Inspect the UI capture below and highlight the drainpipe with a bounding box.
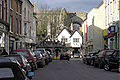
[119,0,120,72]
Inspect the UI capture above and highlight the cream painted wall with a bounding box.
[104,0,119,28]
[70,31,82,47]
[86,1,105,52]
[57,29,71,44]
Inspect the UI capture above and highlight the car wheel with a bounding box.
[104,64,111,71]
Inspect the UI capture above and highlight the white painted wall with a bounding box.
[57,29,71,44]
[71,31,82,47]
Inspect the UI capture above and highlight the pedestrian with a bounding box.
[1,49,8,55]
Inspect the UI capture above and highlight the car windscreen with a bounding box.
[13,56,23,64]
[12,51,29,58]
[34,51,40,57]
[105,51,113,56]
[0,68,14,79]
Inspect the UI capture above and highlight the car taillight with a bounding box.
[21,64,24,66]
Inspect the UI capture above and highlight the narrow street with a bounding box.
[33,59,119,80]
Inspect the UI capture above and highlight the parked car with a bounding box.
[33,49,46,67]
[10,49,37,71]
[0,56,20,65]
[35,48,49,65]
[60,52,70,61]
[3,54,31,74]
[89,52,98,66]
[0,62,34,80]
[86,52,93,65]
[104,50,119,71]
[73,52,80,58]
[94,49,114,69]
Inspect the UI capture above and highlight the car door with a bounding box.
[109,50,118,66]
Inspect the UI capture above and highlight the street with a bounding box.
[33,59,119,80]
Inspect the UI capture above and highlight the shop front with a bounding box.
[104,25,117,50]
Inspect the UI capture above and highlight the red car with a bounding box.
[10,49,37,71]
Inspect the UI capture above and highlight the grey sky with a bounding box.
[30,0,102,12]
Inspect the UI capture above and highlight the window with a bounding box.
[16,1,18,12]
[73,38,79,42]
[16,18,18,34]
[0,0,2,19]
[4,0,7,21]
[20,3,22,14]
[24,8,26,19]
[10,16,13,32]
[2,0,4,20]
[61,38,68,42]
[28,11,29,21]
[19,20,21,34]
[0,68,14,79]
[9,0,13,9]
[24,23,27,35]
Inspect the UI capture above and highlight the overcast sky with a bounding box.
[30,0,102,12]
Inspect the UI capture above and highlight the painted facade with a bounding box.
[82,1,105,54]
[57,28,82,55]
[22,0,35,49]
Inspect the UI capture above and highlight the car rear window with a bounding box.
[12,51,29,58]
[0,58,11,63]
[105,51,113,56]
[0,68,14,79]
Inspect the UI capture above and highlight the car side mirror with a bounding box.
[27,72,35,79]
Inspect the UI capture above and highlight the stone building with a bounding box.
[9,0,22,52]
[22,0,35,49]
[0,0,9,52]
